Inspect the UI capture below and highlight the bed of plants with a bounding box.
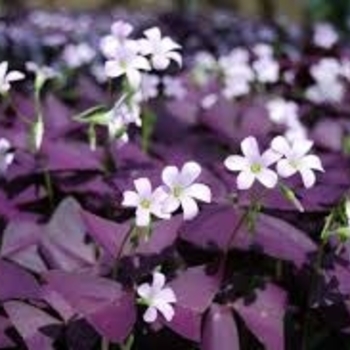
[0,8,350,350]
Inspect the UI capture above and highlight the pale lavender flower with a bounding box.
[139,27,182,70]
[140,73,160,101]
[253,57,279,84]
[271,136,324,188]
[266,98,298,125]
[163,76,186,100]
[62,43,96,69]
[111,20,134,41]
[224,136,281,190]
[313,23,338,49]
[253,43,273,58]
[0,62,25,94]
[161,161,211,220]
[122,178,170,227]
[0,138,14,175]
[137,271,176,323]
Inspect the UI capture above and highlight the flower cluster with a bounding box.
[306,58,345,104]
[225,136,324,190]
[122,161,211,226]
[98,21,182,146]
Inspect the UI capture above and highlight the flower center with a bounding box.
[250,163,262,174]
[173,185,183,198]
[140,198,151,209]
[289,159,300,169]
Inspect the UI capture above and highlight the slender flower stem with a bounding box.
[301,210,335,350]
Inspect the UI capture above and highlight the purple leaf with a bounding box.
[233,284,287,350]
[45,270,136,343]
[0,260,40,301]
[181,205,316,267]
[4,301,61,350]
[0,315,15,348]
[41,197,96,271]
[201,304,240,350]
[166,266,220,341]
[81,209,130,259]
[234,214,317,268]
[1,221,47,273]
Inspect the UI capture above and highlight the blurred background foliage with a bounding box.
[1,0,350,28]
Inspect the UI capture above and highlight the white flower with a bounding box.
[0,138,14,175]
[224,136,281,190]
[221,60,254,99]
[284,121,309,143]
[307,58,345,103]
[137,271,176,323]
[313,23,338,49]
[163,76,186,100]
[62,43,96,68]
[310,58,342,83]
[161,161,211,220]
[104,41,151,88]
[139,27,182,70]
[253,43,273,58]
[192,51,217,86]
[222,77,251,99]
[122,178,170,227]
[266,98,298,125]
[306,81,344,104]
[253,57,279,84]
[0,62,25,94]
[271,136,324,188]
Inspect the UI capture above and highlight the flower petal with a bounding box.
[162,196,180,214]
[104,61,124,78]
[156,302,175,322]
[122,191,139,207]
[261,149,282,167]
[158,287,177,304]
[241,136,260,159]
[294,139,313,158]
[271,136,291,156]
[152,272,166,291]
[143,306,158,323]
[162,166,180,187]
[256,168,278,188]
[276,159,297,178]
[224,155,248,172]
[237,171,255,190]
[6,71,25,82]
[181,196,199,220]
[180,161,201,186]
[134,178,152,197]
[302,155,324,172]
[137,283,151,299]
[186,183,211,203]
[300,168,316,188]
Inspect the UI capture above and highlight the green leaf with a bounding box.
[73,105,109,125]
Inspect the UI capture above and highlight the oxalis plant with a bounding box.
[0,10,350,350]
